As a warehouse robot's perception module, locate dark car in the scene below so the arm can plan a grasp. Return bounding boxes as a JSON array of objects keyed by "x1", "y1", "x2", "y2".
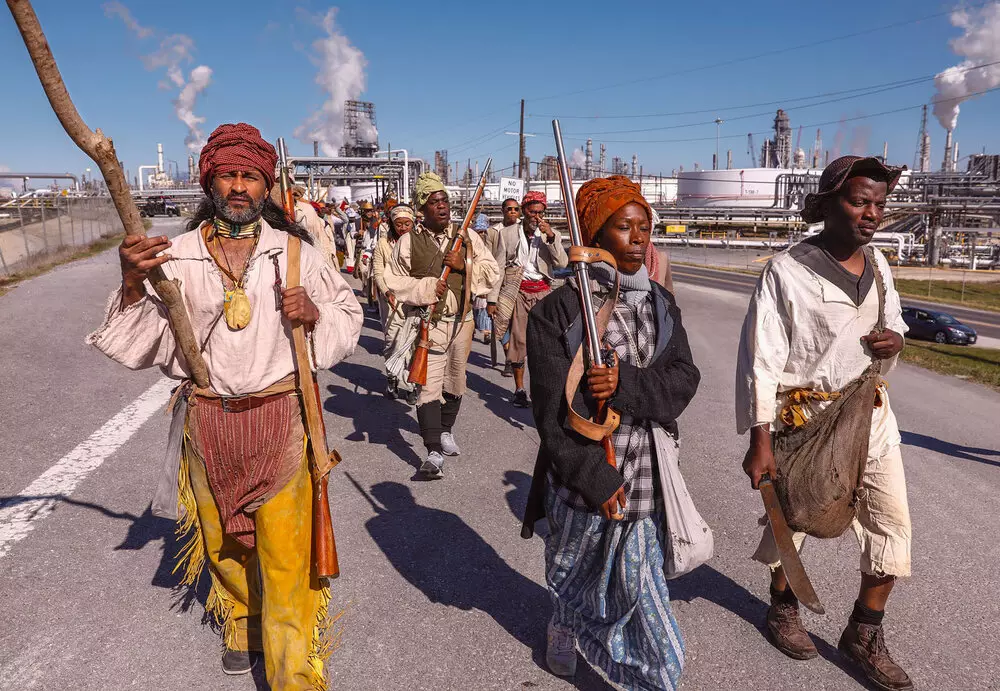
[
  {"x1": 139, "y1": 197, "x2": 180, "y2": 217},
  {"x1": 901, "y1": 306, "x2": 978, "y2": 345}
]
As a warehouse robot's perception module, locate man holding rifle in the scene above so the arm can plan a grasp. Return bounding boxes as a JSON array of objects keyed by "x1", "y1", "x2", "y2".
[
  {"x1": 88, "y1": 123, "x2": 363, "y2": 689},
  {"x1": 383, "y1": 171, "x2": 499, "y2": 478}
]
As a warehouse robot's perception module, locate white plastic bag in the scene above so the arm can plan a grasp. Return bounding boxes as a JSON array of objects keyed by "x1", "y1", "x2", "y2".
[{"x1": 652, "y1": 423, "x2": 714, "y2": 579}]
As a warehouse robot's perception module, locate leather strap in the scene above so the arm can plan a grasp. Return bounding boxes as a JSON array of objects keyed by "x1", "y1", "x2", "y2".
[{"x1": 564, "y1": 246, "x2": 622, "y2": 442}]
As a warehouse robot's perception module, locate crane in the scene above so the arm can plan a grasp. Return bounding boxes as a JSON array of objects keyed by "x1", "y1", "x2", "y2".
[{"x1": 747, "y1": 133, "x2": 757, "y2": 167}]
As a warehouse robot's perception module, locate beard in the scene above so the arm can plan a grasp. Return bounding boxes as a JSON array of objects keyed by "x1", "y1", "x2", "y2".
[{"x1": 212, "y1": 190, "x2": 266, "y2": 224}]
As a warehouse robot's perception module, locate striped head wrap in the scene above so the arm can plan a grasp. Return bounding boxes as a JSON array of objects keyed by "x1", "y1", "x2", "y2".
[{"x1": 198, "y1": 123, "x2": 277, "y2": 195}]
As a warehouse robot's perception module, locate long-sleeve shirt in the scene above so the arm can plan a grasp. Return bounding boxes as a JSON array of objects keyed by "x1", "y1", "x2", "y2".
[
  {"x1": 383, "y1": 223, "x2": 499, "y2": 318},
  {"x1": 295, "y1": 201, "x2": 337, "y2": 268},
  {"x1": 87, "y1": 220, "x2": 363, "y2": 396},
  {"x1": 372, "y1": 234, "x2": 394, "y2": 295},
  {"x1": 489, "y1": 221, "x2": 568, "y2": 302},
  {"x1": 735, "y1": 241, "x2": 908, "y2": 458}
]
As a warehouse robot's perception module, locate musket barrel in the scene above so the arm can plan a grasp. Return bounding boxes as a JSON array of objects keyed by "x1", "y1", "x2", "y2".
[{"x1": 552, "y1": 120, "x2": 604, "y2": 368}]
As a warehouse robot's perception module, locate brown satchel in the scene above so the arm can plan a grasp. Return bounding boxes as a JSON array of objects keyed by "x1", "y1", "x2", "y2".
[{"x1": 773, "y1": 246, "x2": 886, "y2": 539}]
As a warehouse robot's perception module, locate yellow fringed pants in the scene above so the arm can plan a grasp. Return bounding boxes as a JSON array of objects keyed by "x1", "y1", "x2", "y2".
[{"x1": 183, "y1": 442, "x2": 332, "y2": 690}]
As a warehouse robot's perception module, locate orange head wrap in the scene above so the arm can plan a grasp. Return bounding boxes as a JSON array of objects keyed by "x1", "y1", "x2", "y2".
[
  {"x1": 198, "y1": 123, "x2": 277, "y2": 195},
  {"x1": 575, "y1": 175, "x2": 652, "y2": 246}
]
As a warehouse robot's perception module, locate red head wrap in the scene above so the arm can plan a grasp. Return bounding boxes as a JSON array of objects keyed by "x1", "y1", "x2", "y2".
[
  {"x1": 198, "y1": 123, "x2": 277, "y2": 195},
  {"x1": 575, "y1": 175, "x2": 652, "y2": 246},
  {"x1": 522, "y1": 190, "x2": 547, "y2": 209}
]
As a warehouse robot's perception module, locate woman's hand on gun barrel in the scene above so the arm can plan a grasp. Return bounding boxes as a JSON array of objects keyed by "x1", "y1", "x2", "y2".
[{"x1": 586, "y1": 353, "x2": 619, "y2": 401}]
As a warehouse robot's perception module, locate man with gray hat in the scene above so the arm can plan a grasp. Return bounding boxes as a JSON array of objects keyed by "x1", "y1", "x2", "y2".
[{"x1": 736, "y1": 156, "x2": 913, "y2": 691}]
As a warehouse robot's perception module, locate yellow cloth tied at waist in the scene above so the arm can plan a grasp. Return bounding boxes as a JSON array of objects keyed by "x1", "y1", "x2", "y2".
[{"x1": 779, "y1": 380, "x2": 888, "y2": 429}]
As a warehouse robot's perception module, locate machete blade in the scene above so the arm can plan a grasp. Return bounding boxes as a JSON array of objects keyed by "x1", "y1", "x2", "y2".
[{"x1": 759, "y1": 475, "x2": 825, "y2": 615}]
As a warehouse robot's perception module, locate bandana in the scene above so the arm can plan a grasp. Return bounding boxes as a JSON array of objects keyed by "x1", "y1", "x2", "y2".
[
  {"x1": 575, "y1": 175, "x2": 652, "y2": 246},
  {"x1": 522, "y1": 190, "x2": 547, "y2": 209},
  {"x1": 198, "y1": 123, "x2": 277, "y2": 195},
  {"x1": 472, "y1": 213, "x2": 489, "y2": 231},
  {"x1": 414, "y1": 171, "x2": 447, "y2": 208},
  {"x1": 389, "y1": 204, "x2": 415, "y2": 223},
  {"x1": 801, "y1": 156, "x2": 904, "y2": 223}
]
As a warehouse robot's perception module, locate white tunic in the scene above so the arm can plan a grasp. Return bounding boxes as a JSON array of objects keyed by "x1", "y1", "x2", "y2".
[
  {"x1": 735, "y1": 244, "x2": 908, "y2": 458},
  {"x1": 87, "y1": 220, "x2": 363, "y2": 396}
]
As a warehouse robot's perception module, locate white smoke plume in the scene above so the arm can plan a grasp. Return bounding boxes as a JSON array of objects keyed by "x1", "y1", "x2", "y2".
[
  {"x1": 295, "y1": 8, "x2": 369, "y2": 155},
  {"x1": 570, "y1": 148, "x2": 586, "y2": 168},
  {"x1": 356, "y1": 113, "x2": 378, "y2": 146},
  {"x1": 105, "y1": 6, "x2": 212, "y2": 152},
  {"x1": 932, "y1": 3, "x2": 1000, "y2": 130},
  {"x1": 102, "y1": 1, "x2": 153, "y2": 39}
]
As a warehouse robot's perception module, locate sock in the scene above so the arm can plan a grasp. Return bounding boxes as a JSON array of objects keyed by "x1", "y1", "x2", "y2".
[
  {"x1": 440, "y1": 393, "x2": 462, "y2": 433},
  {"x1": 416, "y1": 402, "x2": 443, "y2": 452},
  {"x1": 851, "y1": 600, "x2": 885, "y2": 626}
]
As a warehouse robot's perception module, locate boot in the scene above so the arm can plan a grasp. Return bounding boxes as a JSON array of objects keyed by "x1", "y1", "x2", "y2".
[
  {"x1": 221, "y1": 649, "x2": 252, "y2": 676},
  {"x1": 765, "y1": 587, "x2": 817, "y2": 660},
  {"x1": 839, "y1": 618, "x2": 913, "y2": 691}
]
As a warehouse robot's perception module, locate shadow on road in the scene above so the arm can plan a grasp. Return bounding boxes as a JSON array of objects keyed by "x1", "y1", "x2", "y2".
[
  {"x1": 465, "y1": 365, "x2": 534, "y2": 431},
  {"x1": 901, "y1": 430, "x2": 1000, "y2": 467},
  {"x1": 325, "y1": 361, "x2": 422, "y2": 471},
  {"x1": 348, "y1": 477, "x2": 611, "y2": 690}
]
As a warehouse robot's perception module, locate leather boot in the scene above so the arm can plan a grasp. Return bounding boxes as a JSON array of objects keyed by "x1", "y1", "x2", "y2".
[
  {"x1": 838, "y1": 618, "x2": 913, "y2": 691},
  {"x1": 765, "y1": 587, "x2": 817, "y2": 660}
]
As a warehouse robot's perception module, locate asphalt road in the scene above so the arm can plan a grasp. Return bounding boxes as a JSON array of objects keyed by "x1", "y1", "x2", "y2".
[
  {"x1": 672, "y1": 263, "x2": 1000, "y2": 342},
  {"x1": 1, "y1": 217, "x2": 999, "y2": 690}
]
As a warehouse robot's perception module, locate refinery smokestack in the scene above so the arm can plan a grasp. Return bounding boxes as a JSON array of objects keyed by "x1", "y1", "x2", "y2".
[
  {"x1": 585, "y1": 139, "x2": 593, "y2": 178},
  {"x1": 157, "y1": 143, "x2": 164, "y2": 175},
  {"x1": 631, "y1": 154, "x2": 638, "y2": 178},
  {"x1": 726, "y1": 150, "x2": 732, "y2": 169},
  {"x1": 953, "y1": 141, "x2": 960, "y2": 170},
  {"x1": 942, "y1": 128, "x2": 953, "y2": 172},
  {"x1": 882, "y1": 141, "x2": 888, "y2": 162},
  {"x1": 187, "y1": 154, "x2": 195, "y2": 183}
]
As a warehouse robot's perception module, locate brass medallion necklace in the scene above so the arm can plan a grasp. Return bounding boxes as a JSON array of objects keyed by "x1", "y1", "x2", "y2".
[{"x1": 206, "y1": 222, "x2": 261, "y2": 330}]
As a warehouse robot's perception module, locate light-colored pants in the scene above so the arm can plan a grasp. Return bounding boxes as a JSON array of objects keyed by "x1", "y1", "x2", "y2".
[
  {"x1": 753, "y1": 444, "x2": 912, "y2": 578},
  {"x1": 417, "y1": 317, "x2": 474, "y2": 406},
  {"x1": 186, "y1": 445, "x2": 328, "y2": 690}
]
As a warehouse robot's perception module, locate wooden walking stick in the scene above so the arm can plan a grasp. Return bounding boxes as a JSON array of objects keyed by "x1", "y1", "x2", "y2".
[
  {"x1": 7, "y1": 0, "x2": 210, "y2": 388},
  {"x1": 407, "y1": 158, "x2": 493, "y2": 386},
  {"x1": 277, "y1": 138, "x2": 340, "y2": 580}
]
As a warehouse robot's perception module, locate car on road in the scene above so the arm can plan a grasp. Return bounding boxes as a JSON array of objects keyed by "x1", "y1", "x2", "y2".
[
  {"x1": 139, "y1": 197, "x2": 180, "y2": 218},
  {"x1": 901, "y1": 306, "x2": 977, "y2": 345}
]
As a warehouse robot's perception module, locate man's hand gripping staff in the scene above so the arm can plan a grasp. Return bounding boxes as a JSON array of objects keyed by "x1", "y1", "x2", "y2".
[
  {"x1": 407, "y1": 158, "x2": 494, "y2": 386},
  {"x1": 277, "y1": 138, "x2": 341, "y2": 581},
  {"x1": 552, "y1": 120, "x2": 625, "y2": 521}
]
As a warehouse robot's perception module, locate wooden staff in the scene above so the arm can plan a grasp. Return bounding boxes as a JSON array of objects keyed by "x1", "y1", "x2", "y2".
[
  {"x1": 7, "y1": 0, "x2": 209, "y2": 388},
  {"x1": 277, "y1": 138, "x2": 340, "y2": 580},
  {"x1": 407, "y1": 158, "x2": 492, "y2": 386}
]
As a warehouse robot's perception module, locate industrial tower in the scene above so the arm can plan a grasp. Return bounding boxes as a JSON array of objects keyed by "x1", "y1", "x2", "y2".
[{"x1": 340, "y1": 100, "x2": 378, "y2": 158}]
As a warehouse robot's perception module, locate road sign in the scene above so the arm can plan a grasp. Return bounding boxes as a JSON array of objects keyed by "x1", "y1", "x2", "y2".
[{"x1": 498, "y1": 177, "x2": 525, "y2": 203}]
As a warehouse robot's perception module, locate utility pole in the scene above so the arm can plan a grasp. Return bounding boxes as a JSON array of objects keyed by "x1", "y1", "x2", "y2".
[{"x1": 518, "y1": 99, "x2": 526, "y2": 181}]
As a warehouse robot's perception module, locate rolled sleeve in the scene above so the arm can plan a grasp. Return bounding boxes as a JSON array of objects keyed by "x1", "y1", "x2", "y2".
[
  {"x1": 466, "y1": 229, "x2": 500, "y2": 299},
  {"x1": 86, "y1": 285, "x2": 179, "y2": 371},
  {"x1": 383, "y1": 233, "x2": 440, "y2": 307}
]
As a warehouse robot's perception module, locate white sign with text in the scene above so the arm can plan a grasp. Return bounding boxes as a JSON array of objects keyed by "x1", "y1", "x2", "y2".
[{"x1": 498, "y1": 177, "x2": 525, "y2": 203}]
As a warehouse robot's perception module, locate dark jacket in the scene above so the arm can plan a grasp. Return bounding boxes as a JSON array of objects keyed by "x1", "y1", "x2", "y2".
[{"x1": 521, "y1": 281, "x2": 700, "y2": 538}]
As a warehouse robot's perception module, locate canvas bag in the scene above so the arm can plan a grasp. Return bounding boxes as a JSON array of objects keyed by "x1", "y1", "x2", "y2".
[
  {"x1": 653, "y1": 423, "x2": 714, "y2": 578},
  {"x1": 773, "y1": 246, "x2": 886, "y2": 539}
]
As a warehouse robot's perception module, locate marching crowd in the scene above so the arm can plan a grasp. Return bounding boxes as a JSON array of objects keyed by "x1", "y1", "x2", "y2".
[{"x1": 89, "y1": 121, "x2": 915, "y2": 691}]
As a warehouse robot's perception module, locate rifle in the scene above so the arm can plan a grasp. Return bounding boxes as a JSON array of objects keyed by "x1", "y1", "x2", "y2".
[
  {"x1": 277, "y1": 138, "x2": 341, "y2": 580},
  {"x1": 407, "y1": 158, "x2": 493, "y2": 386},
  {"x1": 7, "y1": 0, "x2": 210, "y2": 389},
  {"x1": 552, "y1": 120, "x2": 623, "y2": 519}
]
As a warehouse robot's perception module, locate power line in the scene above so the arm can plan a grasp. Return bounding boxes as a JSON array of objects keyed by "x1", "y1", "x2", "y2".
[
  {"x1": 532, "y1": 59, "x2": 1000, "y2": 122},
  {"x1": 527, "y1": 1, "x2": 991, "y2": 102}
]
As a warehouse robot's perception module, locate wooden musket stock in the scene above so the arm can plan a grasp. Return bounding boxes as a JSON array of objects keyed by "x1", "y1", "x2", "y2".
[
  {"x1": 407, "y1": 158, "x2": 493, "y2": 386},
  {"x1": 277, "y1": 138, "x2": 340, "y2": 580}
]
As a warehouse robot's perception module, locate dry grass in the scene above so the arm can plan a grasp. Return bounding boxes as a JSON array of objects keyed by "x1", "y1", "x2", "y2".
[
  {"x1": 0, "y1": 232, "x2": 125, "y2": 297},
  {"x1": 901, "y1": 341, "x2": 1000, "y2": 391}
]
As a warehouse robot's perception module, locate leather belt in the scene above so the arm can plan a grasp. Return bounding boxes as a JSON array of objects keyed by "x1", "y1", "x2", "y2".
[{"x1": 196, "y1": 390, "x2": 294, "y2": 414}]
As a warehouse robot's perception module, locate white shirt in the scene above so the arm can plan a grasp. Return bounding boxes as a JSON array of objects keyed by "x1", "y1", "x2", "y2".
[
  {"x1": 735, "y1": 244, "x2": 908, "y2": 458},
  {"x1": 516, "y1": 229, "x2": 544, "y2": 281},
  {"x1": 87, "y1": 220, "x2": 363, "y2": 396}
]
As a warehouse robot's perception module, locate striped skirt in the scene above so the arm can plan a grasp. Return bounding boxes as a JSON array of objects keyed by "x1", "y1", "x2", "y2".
[{"x1": 544, "y1": 487, "x2": 684, "y2": 691}]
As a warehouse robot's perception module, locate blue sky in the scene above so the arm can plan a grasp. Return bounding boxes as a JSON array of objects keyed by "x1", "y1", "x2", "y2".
[{"x1": 2, "y1": 0, "x2": 999, "y2": 185}]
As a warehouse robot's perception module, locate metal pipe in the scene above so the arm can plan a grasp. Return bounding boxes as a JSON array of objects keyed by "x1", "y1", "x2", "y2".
[
  {"x1": 137, "y1": 165, "x2": 157, "y2": 192},
  {"x1": 553, "y1": 119, "x2": 604, "y2": 369},
  {"x1": 0, "y1": 172, "x2": 78, "y2": 190}
]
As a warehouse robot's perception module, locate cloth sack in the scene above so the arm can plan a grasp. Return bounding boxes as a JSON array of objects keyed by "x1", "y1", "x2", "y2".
[
  {"x1": 772, "y1": 246, "x2": 886, "y2": 539},
  {"x1": 653, "y1": 422, "x2": 714, "y2": 578}
]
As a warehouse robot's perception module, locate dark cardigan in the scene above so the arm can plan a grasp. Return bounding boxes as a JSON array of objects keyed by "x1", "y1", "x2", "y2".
[{"x1": 520, "y1": 281, "x2": 700, "y2": 538}]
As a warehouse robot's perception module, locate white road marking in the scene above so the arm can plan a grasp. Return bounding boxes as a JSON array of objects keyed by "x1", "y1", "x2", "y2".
[{"x1": 0, "y1": 378, "x2": 174, "y2": 560}]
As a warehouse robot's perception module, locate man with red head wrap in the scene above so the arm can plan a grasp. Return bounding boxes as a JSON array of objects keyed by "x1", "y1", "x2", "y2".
[
  {"x1": 89, "y1": 122, "x2": 362, "y2": 688},
  {"x1": 488, "y1": 189, "x2": 568, "y2": 407}
]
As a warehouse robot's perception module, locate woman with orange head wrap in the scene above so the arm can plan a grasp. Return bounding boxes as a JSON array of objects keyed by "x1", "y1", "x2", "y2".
[{"x1": 521, "y1": 176, "x2": 701, "y2": 689}]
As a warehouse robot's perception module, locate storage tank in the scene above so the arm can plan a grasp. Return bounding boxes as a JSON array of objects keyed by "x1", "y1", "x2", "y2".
[{"x1": 677, "y1": 168, "x2": 788, "y2": 208}]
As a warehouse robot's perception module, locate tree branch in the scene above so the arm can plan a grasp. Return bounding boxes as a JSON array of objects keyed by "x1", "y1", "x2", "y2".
[{"x1": 7, "y1": 0, "x2": 210, "y2": 388}]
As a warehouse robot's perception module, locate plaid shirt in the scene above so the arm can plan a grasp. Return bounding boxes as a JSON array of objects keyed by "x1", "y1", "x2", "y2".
[{"x1": 553, "y1": 292, "x2": 658, "y2": 519}]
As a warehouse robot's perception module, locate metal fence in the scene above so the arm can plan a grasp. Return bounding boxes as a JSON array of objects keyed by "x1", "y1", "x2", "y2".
[{"x1": 0, "y1": 196, "x2": 124, "y2": 276}]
